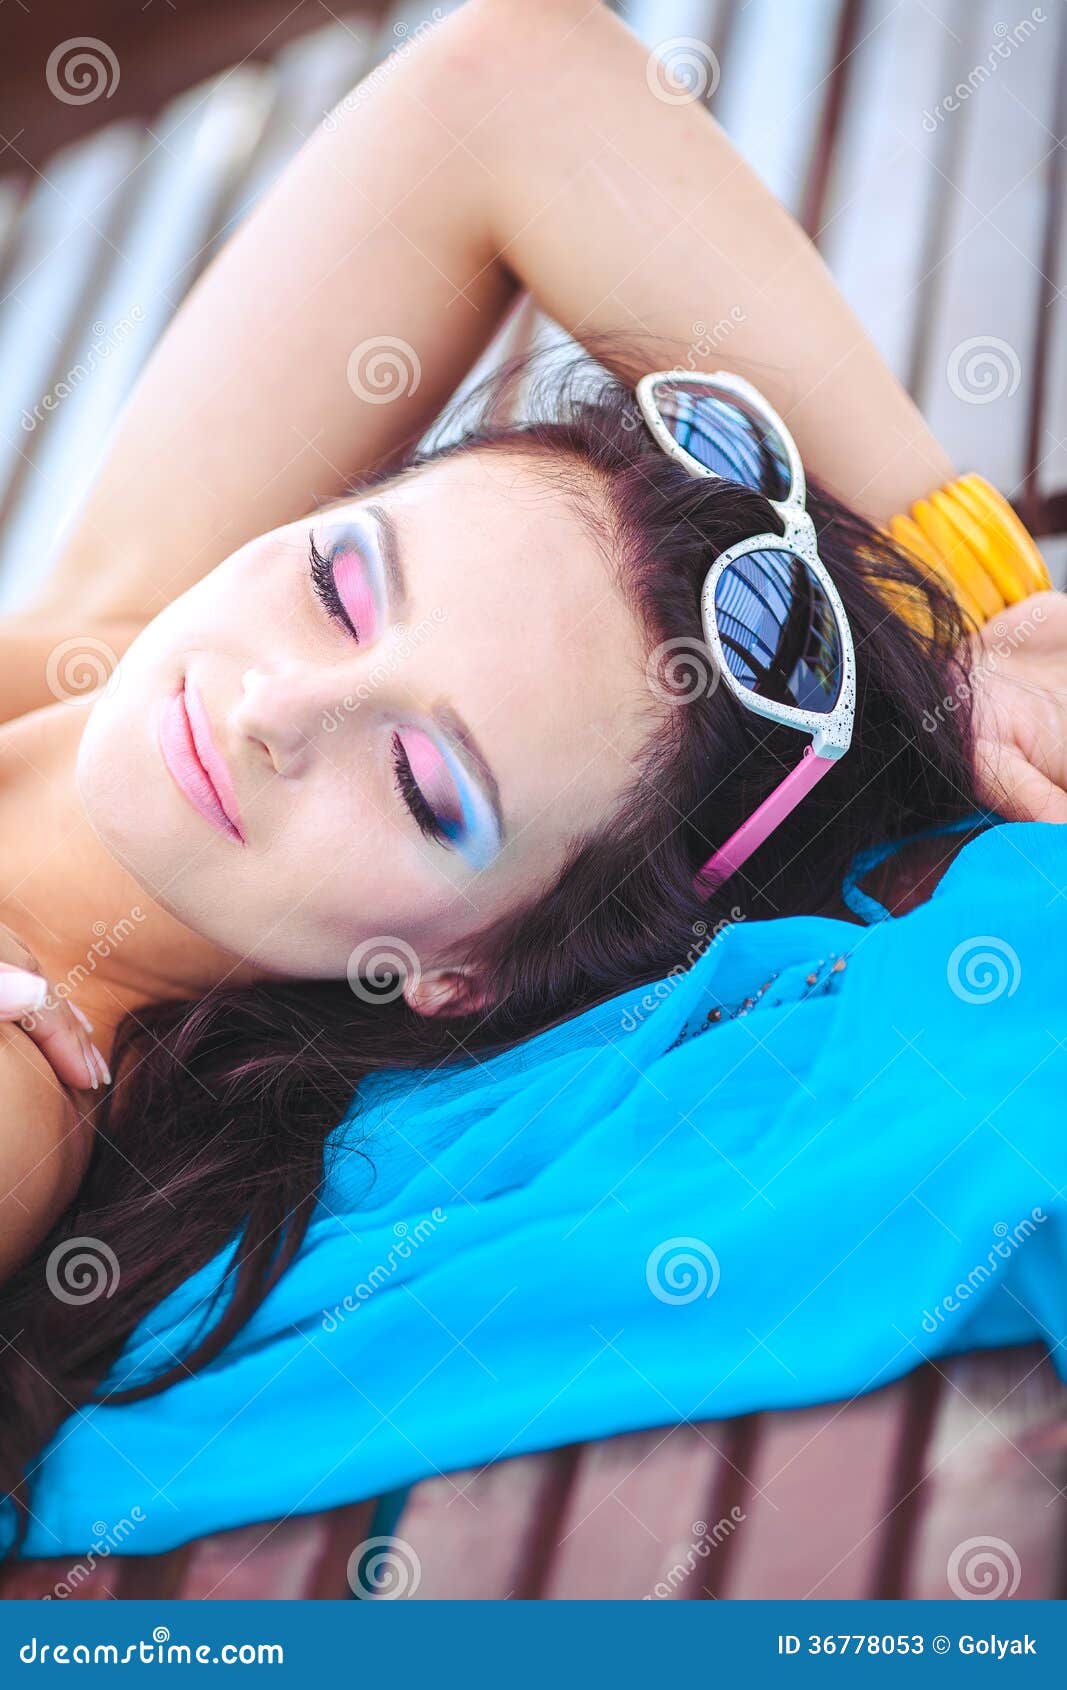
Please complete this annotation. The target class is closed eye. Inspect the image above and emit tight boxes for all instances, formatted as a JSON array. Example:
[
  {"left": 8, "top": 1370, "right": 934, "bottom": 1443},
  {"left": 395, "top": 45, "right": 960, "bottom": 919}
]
[
  {"left": 391, "top": 733, "right": 448, "bottom": 846},
  {"left": 308, "top": 520, "right": 386, "bottom": 644},
  {"left": 309, "top": 534, "right": 359, "bottom": 641},
  {"left": 393, "top": 724, "right": 503, "bottom": 870}
]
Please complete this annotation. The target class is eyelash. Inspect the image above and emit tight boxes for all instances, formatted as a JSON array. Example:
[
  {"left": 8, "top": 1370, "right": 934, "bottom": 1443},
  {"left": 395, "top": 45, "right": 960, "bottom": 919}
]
[
  {"left": 391, "top": 735, "right": 448, "bottom": 847},
  {"left": 308, "top": 535, "right": 359, "bottom": 641},
  {"left": 309, "top": 533, "right": 452, "bottom": 851}
]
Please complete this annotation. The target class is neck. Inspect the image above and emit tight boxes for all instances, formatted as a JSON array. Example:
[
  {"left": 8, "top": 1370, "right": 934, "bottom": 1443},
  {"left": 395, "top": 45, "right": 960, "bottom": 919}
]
[{"left": 0, "top": 700, "right": 267, "bottom": 1054}]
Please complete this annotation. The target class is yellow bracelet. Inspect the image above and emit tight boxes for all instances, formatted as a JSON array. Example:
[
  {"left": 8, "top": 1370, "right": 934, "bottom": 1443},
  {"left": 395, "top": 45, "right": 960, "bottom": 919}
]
[{"left": 888, "top": 473, "right": 1051, "bottom": 631}]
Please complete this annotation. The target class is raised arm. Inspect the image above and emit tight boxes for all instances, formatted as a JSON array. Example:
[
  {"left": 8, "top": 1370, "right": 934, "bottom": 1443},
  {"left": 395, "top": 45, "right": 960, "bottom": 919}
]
[{"left": 26, "top": 0, "right": 951, "bottom": 628}]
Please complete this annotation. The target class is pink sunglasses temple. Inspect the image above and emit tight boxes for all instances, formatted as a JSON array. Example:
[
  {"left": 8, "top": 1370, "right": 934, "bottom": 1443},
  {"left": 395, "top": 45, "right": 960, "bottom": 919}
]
[{"left": 693, "top": 743, "right": 838, "bottom": 895}]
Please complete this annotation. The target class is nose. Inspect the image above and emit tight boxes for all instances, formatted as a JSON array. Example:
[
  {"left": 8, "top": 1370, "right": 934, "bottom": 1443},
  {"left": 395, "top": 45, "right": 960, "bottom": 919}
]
[{"left": 234, "top": 659, "right": 364, "bottom": 777}]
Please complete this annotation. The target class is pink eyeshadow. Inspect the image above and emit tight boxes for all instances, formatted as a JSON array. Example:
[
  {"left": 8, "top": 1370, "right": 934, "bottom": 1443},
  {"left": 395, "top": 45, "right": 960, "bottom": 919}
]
[
  {"left": 402, "top": 730, "right": 464, "bottom": 827},
  {"left": 333, "top": 547, "right": 379, "bottom": 641}
]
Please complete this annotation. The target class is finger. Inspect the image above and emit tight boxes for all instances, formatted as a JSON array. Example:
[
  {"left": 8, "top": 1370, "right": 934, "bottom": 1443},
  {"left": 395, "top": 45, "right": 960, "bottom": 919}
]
[
  {"left": 974, "top": 737, "right": 1067, "bottom": 824},
  {"left": 0, "top": 931, "right": 41, "bottom": 975},
  {"left": 0, "top": 966, "right": 108, "bottom": 1091},
  {"left": 31, "top": 1002, "right": 110, "bottom": 1093},
  {"left": 70, "top": 1002, "right": 94, "bottom": 1034}
]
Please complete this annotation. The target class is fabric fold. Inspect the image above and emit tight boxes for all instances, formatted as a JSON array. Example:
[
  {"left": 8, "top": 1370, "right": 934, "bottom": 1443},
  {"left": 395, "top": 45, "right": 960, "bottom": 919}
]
[{"left": 12, "top": 821, "right": 1067, "bottom": 1559}]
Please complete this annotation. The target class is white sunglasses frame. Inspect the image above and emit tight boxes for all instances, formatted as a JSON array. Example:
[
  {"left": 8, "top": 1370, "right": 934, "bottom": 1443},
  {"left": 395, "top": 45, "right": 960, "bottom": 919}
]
[
  {"left": 635, "top": 368, "right": 858, "bottom": 891},
  {"left": 635, "top": 369, "right": 856, "bottom": 761}
]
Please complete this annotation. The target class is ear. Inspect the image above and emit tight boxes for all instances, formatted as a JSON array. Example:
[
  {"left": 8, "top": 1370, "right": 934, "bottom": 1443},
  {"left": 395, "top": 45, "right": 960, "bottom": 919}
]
[{"left": 402, "top": 966, "right": 488, "bottom": 1019}]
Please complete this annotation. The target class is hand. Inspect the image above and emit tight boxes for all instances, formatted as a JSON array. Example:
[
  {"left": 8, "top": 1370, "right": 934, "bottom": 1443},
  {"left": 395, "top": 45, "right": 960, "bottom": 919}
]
[
  {"left": 969, "top": 591, "right": 1067, "bottom": 824},
  {"left": 0, "top": 925, "right": 110, "bottom": 1093}
]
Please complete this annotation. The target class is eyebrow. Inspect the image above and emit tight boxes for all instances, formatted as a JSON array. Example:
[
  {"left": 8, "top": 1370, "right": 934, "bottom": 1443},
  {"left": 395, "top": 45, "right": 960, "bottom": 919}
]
[{"left": 366, "top": 503, "right": 410, "bottom": 620}]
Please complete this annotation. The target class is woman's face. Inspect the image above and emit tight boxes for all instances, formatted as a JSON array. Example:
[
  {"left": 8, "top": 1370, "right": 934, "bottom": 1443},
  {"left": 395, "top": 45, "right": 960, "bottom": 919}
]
[{"left": 77, "top": 451, "right": 656, "bottom": 1007}]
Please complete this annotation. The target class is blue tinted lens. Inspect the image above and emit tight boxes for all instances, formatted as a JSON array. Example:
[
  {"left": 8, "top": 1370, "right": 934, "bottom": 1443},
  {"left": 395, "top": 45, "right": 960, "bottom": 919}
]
[
  {"left": 653, "top": 380, "right": 792, "bottom": 501},
  {"left": 712, "top": 549, "right": 842, "bottom": 713}
]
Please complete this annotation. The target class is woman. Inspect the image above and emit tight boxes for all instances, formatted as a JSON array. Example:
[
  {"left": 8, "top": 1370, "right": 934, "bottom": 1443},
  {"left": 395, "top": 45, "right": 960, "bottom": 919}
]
[{"left": 0, "top": 0, "right": 1063, "bottom": 1539}]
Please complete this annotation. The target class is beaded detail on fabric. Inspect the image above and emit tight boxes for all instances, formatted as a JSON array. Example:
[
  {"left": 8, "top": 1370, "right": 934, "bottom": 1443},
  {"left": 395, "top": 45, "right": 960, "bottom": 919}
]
[{"left": 666, "top": 953, "right": 849, "bottom": 1052}]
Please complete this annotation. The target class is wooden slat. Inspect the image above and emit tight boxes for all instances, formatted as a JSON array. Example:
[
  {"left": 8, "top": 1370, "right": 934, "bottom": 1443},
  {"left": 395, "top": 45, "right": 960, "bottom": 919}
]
[
  {"left": 0, "top": 177, "right": 27, "bottom": 276},
  {"left": 213, "top": 14, "right": 383, "bottom": 239},
  {"left": 720, "top": 1371, "right": 939, "bottom": 1599},
  {"left": 622, "top": 0, "right": 727, "bottom": 59},
  {"left": 1033, "top": 15, "right": 1067, "bottom": 525},
  {"left": 917, "top": 0, "right": 1063, "bottom": 494},
  {"left": 0, "top": 0, "right": 352, "bottom": 174},
  {"left": 0, "top": 125, "right": 142, "bottom": 520},
  {"left": 819, "top": 0, "right": 964, "bottom": 388},
  {"left": 1038, "top": 536, "right": 1067, "bottom": 588},
  {"left": 0, "top": 1505, "right": 161, "bottom": 1597},
  {"left": 904, "top": 1347, "right": 1067, "bottom": 1599},
  {"left": 0, "top": 1504, "right": 378, "bottom": 1600},
  {"left": 175, "top": 1501, "right": 376, "bottom": 1599},
  {"left": 0, "top": 67, "right": 276, "bottom": 606},
  {"left": 307, "top": 1501, "right": 386, "bottom": 1598},
  {"left": 539, "top": 1420, "right": 749, "bottom": 1600},
  {"left": 711, "top": 0, "right": 846, "bottom": 221},
  {"left": 0, "top": 1554, "right": 121, "bottom": 1600},
  {"left": 391, "top": 1449, "right": 579, "bottom": 1599}
]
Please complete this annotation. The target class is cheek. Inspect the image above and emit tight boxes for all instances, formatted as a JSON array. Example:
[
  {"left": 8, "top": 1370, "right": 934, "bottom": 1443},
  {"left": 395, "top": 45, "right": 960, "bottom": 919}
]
[
  {"left": 76, "top": 684, "right": 166, "bottom": 851},
  {"left": 257, "top": 803, "right": 482, "bottom": 976}
]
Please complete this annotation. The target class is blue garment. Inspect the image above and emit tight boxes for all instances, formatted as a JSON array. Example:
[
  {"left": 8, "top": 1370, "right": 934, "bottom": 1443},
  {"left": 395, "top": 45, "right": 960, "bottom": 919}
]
[{"left": 14, "top": 821, "right": 1067, "bottom": 1557}]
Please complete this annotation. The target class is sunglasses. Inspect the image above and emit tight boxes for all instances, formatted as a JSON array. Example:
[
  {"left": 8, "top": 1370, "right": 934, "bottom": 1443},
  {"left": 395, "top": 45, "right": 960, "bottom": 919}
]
[{"left": 635, "top": 370, "right": 856, "bottom": 894}]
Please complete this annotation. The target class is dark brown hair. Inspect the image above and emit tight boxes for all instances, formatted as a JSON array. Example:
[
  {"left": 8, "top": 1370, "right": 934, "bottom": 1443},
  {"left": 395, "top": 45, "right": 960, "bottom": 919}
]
[{"left": 0, "top": 341, "right": 979, "bottom": 1546}]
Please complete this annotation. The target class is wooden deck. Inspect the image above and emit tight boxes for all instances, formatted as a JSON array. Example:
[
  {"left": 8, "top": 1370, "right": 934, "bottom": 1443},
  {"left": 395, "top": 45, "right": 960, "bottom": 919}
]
[
  {"left": 1, "top": 0, "right": 1066, "bottom": 1598},
  {"left": 2, "top": 1345, "right": 1064, "bottom": 1598}
]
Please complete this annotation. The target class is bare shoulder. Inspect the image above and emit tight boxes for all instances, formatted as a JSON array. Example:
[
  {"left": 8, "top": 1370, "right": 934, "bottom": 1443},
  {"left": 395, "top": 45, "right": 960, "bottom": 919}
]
[
  {"left": 0, "top": 614, "right": 146, "bottom": 726},
  {"left": 0, "top": 1024, "right": 91, "bottom": 1279}
]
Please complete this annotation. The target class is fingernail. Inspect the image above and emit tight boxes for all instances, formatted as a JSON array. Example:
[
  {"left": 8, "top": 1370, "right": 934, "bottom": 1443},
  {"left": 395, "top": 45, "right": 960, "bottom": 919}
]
[
  {"left": 79, "top": 1035, "right": 101, "bottom": 1093},
  {"left": 91, "top": 1044, "right": 111, "bottom": 1086},
  {"left": 71, "top": 1003, "right": 94, "bottom": 1033},
  {"left": 0, "top": 971, "right": 49, "bottom": 1013}
]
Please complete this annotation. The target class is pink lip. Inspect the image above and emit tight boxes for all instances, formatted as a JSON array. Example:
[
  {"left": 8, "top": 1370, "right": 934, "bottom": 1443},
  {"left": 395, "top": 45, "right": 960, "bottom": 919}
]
[{"left": 158, "top": 677, "right": 245, "bottom": 844}]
